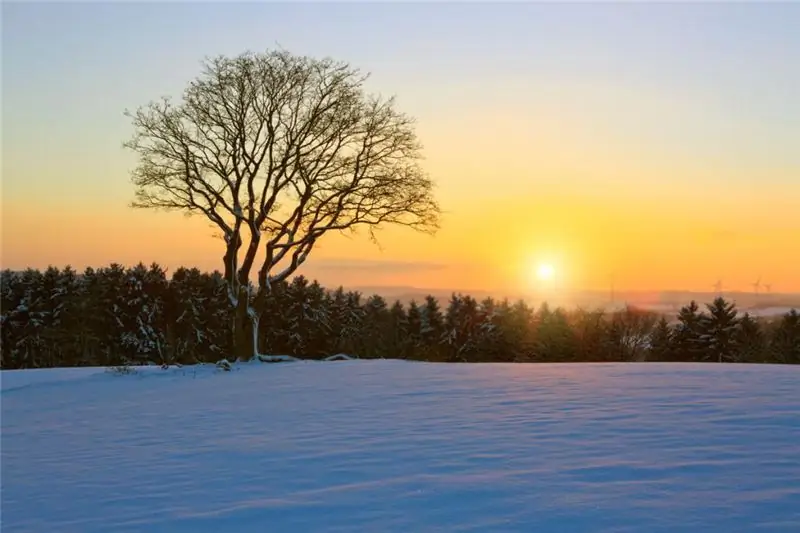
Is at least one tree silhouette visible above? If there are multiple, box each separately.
[700,297,740,363]
[672,301,704,361]
[125,49,440,360]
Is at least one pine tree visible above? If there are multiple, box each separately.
[340,290,366,356]
[770,309,800,364]
[306,280,332,357]
[672,301,705,361]
[501,299,535,361]
[699,297,740,363]
[1,270,23,368]
[442,294,465,361]
[113,263,168,365]
[735,313,766,363]
[361,294,391,358]
[98,263,130,365]
[74,267,106,365]
[37,266,64,366]
[474,297,502,361]
[458,295,482,361]
[405,300,423,359]
[420,295,445,360]
[486,299,517,362]
[168,267,228,364]
[254,278,288,355]
[203,270,234,360]
[283,276,330,357]
[648,316,674,361]
[325,286,352,355]
[388,300,410,358]
[48,266,86,366]
[441,294,485,361]
[11,268,48,368]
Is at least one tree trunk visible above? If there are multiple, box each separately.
[233,296,257,362]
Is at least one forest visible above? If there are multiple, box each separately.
[1,263,798,369]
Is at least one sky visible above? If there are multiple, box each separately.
[2,1,799,294]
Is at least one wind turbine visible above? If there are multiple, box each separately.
[712,279,723,297]
[609,273,616,306]
[751,276,761,296]
[764,282,772,294]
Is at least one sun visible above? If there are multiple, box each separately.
[536,263,555,282]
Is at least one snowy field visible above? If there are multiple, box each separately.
[2,361,799,533]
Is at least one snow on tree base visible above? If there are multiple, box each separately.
[216,354,358,369]
[254,354,300,363]
[323,353,357,361]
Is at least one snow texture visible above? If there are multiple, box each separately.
[2,362,799,532]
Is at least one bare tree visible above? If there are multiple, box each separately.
[124,50,440,361]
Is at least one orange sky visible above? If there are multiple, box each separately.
[3,171,798,293]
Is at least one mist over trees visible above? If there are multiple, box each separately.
[2,265,798,369]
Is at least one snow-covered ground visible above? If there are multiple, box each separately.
[2,361,799,532]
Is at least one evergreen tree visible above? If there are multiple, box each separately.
[10,268,48,368]
[442,294,466,361]
[340,290,366,356]
[37,266,65,366]
[405,300,423,359]
[441,294,486,361]
[648,317,674,361]
[361,294,391,358]
[474,297,503,361]
[325,286,359,355]
[771,309,800,364]
[282,276,331,357]
[699,297,740,363]
[47,266,86,366]
[98,263,130,365]
[672,301,705,362]
[501,299,535,361]
[73,267,106,365]
[458,295,483,361]
[168,267,230,363]
[420,295,445,360]
[203,270,234,359]
[1,270,23,367]
[113,263,168,365]
[735,313,766,363]
[255,278,288,355]
[388,300,410,358]
[484,299,516,362]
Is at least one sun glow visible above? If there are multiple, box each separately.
[536,263,555,282]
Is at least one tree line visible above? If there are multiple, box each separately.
[2,264,798,369]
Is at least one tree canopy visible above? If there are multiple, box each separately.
[124,49,440,359]
[125,49,439,292]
